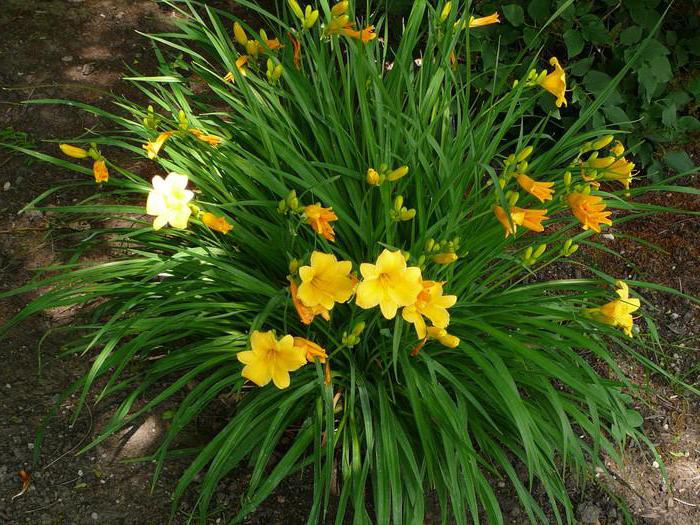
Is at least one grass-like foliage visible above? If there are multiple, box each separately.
[2,0,699,523]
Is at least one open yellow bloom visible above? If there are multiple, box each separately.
[143,131,174,159]
[293,337,328,363]
[237,330,307,388]
[92,159,109,184]
[468,12,500,28]
[304,204,338,242]
[585,281,640,337]
[298,251,356,311]
[59,143,89,159]
[539,57,567,108]
[356,249,423,319]
[516,174,554,203]
[493,205,548,237]
[402,281,457,339]
[290,280,330,325]
[146,172,194,230]
[567,192,612,233]
[201,212,233,234]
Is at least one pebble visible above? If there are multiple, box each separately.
[91,512,98,520]
[3,181,11,191]
[62,55,74,62]
[579,502,601,524]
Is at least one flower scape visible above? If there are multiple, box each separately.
[2,1,694,523]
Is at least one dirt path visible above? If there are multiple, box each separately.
[1,1,698,524]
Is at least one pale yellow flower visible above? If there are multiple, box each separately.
[146,172,194,230]
[201,212,233,234]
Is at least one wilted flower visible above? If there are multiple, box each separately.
[290,280,331,325]
[304,204,338,242]
[201,212,233,234]
[293,337,328,363]
[92,159,109,184]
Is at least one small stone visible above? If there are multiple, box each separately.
[91,512,98,520]
[652,460,660,469]
[81,63,95,76]
[3,181,11,191]
[579,503,601,524]
[78,469,83,477]
[62,55,73,62]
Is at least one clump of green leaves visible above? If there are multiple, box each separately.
[388,0,700,178]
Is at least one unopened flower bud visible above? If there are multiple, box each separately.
[439,1,453,23]
[592,135,614,150]
[387,165,409,182]
[432,252,458,265]
[517,146,534,162]
[366,168,380,185]
[331,1,349,16]
[233,22,248,45]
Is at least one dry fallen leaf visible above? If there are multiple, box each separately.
[11,469,31,500]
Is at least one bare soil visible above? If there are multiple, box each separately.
[1,1,698,524]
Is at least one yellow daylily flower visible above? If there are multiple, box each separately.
[585,281,640,337]
[402,281,457,339]
[146,172,194,230]
[516,173,555,202]
[201,212,233,234]
[143,131,174,159]
[293,337,328,363]
[566,191,612,233]
[237,330,307,388]
[356,249,423,319]
[493,205,548,237]
[298,251,357,311]
[92,159,109,184]
[539,57,567,108]
[59,143,89,159]
[304,204,338,242]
